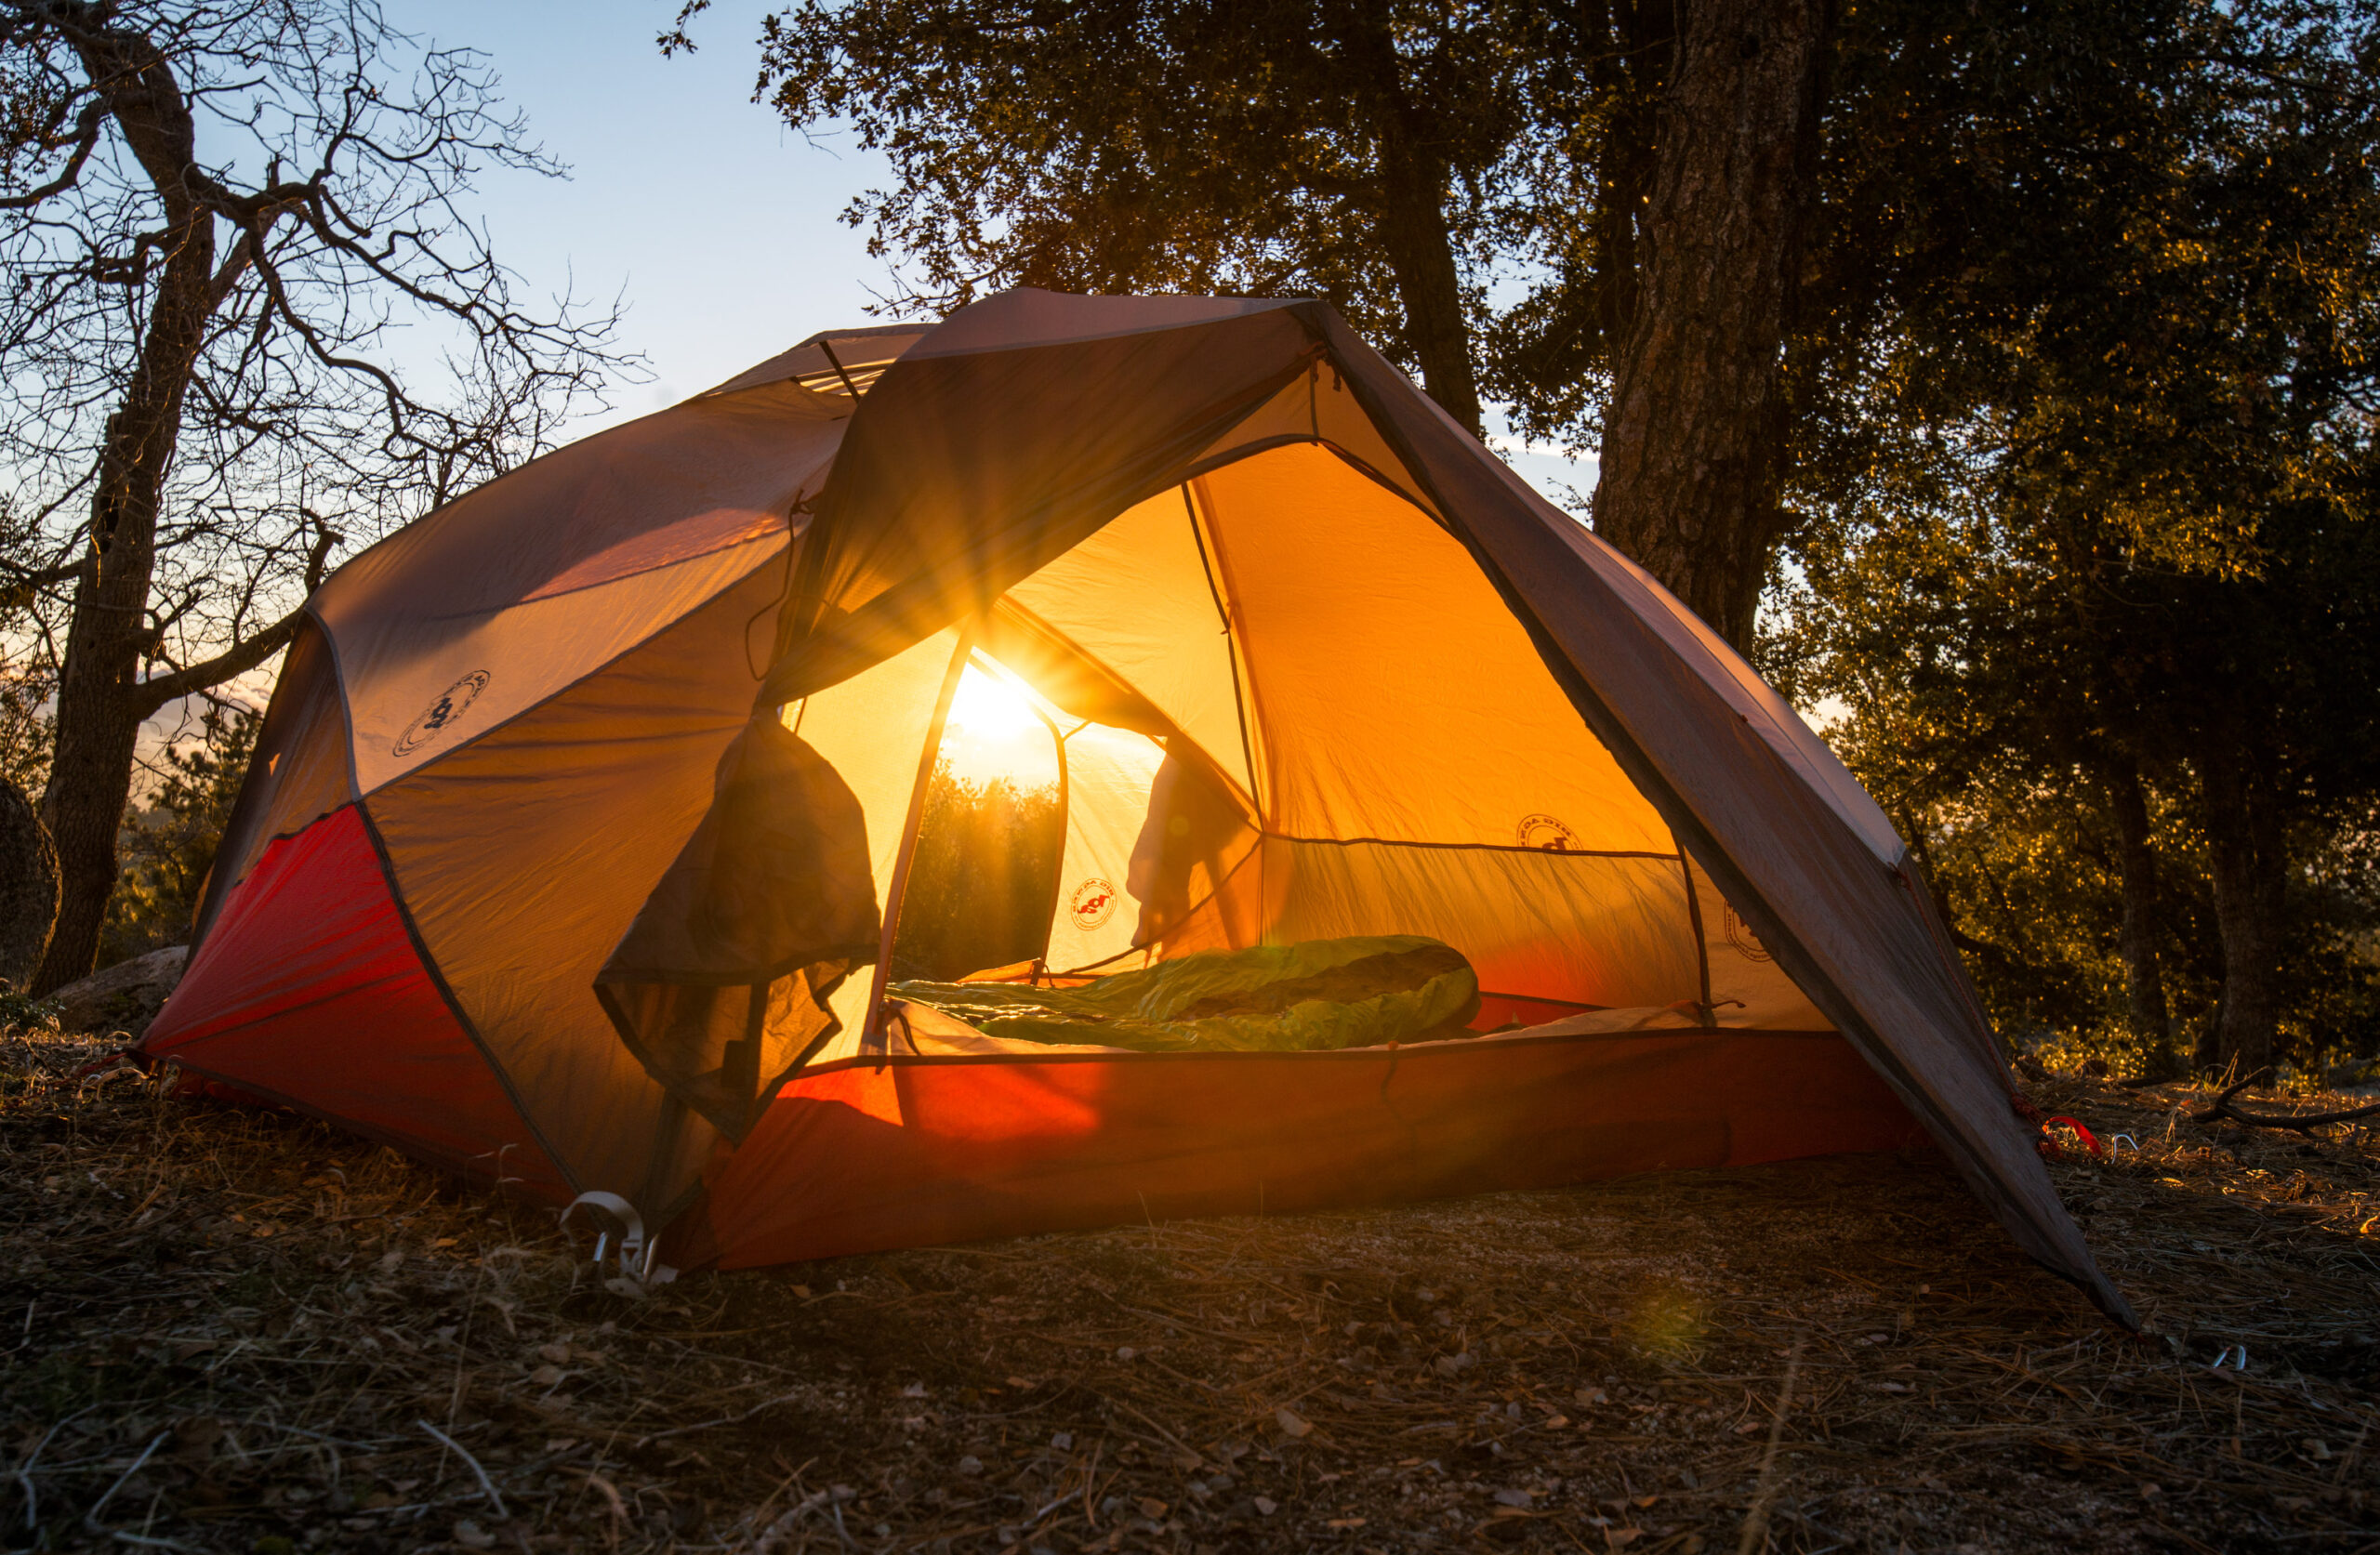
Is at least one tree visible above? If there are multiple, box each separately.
[1768,0,2380,1074]
[0,774,55,989]
[0,0,627,990]
[889,758,1064,981]
[100,699,252,967]
[1493,0,1833,651]
[668,0,1547,438]
[1596,0,1831,651]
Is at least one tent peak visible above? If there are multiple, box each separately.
[701,322,935,402]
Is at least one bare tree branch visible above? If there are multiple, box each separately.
[0,98,108,210]
[131,604,302,716]
[0,557,84,589]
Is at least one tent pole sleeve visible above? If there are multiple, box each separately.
[861,623,978,1046]
[815,336,865,401]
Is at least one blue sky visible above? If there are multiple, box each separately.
[393,2,1597,494]
[398,2,892,416]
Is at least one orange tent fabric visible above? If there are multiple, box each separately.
[140,291,2131,1324]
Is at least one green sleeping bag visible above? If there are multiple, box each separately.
[891,935,1482,1053]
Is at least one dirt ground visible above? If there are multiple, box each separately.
[4,1028,2375,1555]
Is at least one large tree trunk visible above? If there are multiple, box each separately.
[1592,0,1831,652]
[1337,5,1484,439]
[0,777,59,991]
[1373,143,1482,438]
[1585,1,1676,354]
[2102,757,2171,1048]
[32,18,217,994]
[2196,732,2286,1076]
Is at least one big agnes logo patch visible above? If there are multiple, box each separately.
[1722,903,1774,963]
[1514,813,1579,851]
[392,670,490,758]
[1068,876,1119,931]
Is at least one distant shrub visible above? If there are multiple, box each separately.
[889,758,1064,981]
[100,705,257,968]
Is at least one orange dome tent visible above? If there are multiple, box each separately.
[139,291,2131,1324]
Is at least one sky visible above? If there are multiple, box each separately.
[397,1,893,416]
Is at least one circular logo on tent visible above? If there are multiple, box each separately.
[1068,876,1119,930]
[1515,813,1579,852]
[1723,903,1774,963]
[393,670,491,758]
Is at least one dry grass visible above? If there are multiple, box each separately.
[4,1027,2376,1555]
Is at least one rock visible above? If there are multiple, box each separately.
[44,942,189,1036]
[0,778,57,991]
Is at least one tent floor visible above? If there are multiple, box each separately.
[675,1027,1926,1269]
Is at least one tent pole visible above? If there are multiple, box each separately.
[1674,839,1716,1026]
[1033,708,1071,976]
[861,624,978,1049]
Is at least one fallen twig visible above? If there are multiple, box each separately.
[1736,1338,1804,1555]
[84,1430,197,1551]
[635,1390,810,1449]
[417,1418,507,1519]
[2192,1072,2380,1134]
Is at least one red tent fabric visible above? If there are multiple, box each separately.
[150,805,569,1199]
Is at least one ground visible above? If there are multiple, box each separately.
[3,1028,2375,1555]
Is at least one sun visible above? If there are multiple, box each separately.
[939,661,1062,785]
[946,663,1043,739]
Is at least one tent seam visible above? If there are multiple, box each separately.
[1180,482,1265,816]
[192,611,360,949]
[1179,432,1446,526]
[1259,831,1680,861]
[350,800,587,1197]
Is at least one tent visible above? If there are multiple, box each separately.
[139,290,2130,1324]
